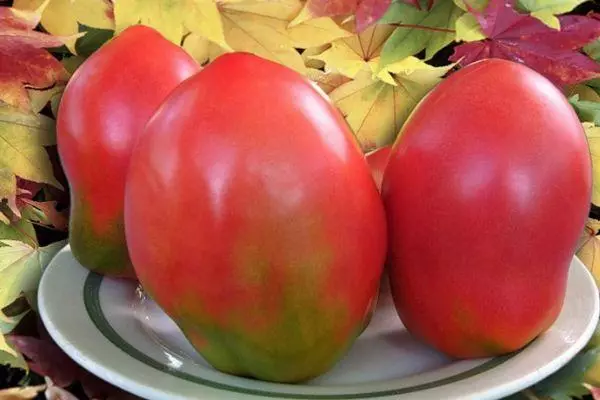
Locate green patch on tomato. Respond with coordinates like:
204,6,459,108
69,195,135,278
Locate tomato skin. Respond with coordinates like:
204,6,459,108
57,25,199,278
382,59,592,358
366,145,392,192
124,52,387,382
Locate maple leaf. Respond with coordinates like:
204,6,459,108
290,0,392,32
1,297,30,338
453,0,488,11
567,83,600,102
449,0,600,86
7,178,44,220
302,44,329,69
115,0,350,74
329,57,452,152
583,123,600,207
44,379,79,400
505,343,600,400
586,39,600,62
577,218,600,288
379,0,462,66
0,168,16,220
13,0,114,53
0,332,27,371
571,94,600,125
0,385,45,399
0,216,37,247
0,240,65,318
21,199,68,231
516,0,589,29
74,25,114,58
9,321,137,398
0,105,63,192
0,2,70,110
306,69,352,94
27,84,64,117
589,385,600,400
309,23,396,78
402,0,434,11
113,0,225,47
584,326,600,392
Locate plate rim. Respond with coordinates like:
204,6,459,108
82,272,520,399
39,244,600,400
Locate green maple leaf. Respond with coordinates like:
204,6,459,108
570,94,600,125
379,0,463,66
453,0,488,11
0,216,36,246
0,240,65,317
453,0,589,40
0,239,65,370
507,327,600,400
525,348,598,399
585,39,600,62
517,0,590,29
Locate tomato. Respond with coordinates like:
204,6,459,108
57,25,199,278
124,52,387,382
382,59,592,358
366,145,392,192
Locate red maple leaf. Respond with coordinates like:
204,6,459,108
8,321,138,399
298,0,393,32
0,5,69,110
450,0,600,86
21,198,69,231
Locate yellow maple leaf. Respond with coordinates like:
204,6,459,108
0,105,62,190
577,219,600,288
329,57,452,152
310,23,395,78
13,0,114,53
377,56,454,86
182,34,219,65
454,13,486,42
114,0,186,45
303,44,329,69
0,384,45,400
114,0,349,74
218,0,350,73
0,169,16,221
306,68,351,94
585,123,600,207
451,0,487,42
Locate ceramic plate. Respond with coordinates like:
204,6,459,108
38,245,599,400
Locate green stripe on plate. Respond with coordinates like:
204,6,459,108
83,272,517,399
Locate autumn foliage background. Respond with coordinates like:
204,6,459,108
2,0,600,398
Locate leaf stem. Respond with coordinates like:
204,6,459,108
391,23,456,33
11,221,38,248
28,220,65,232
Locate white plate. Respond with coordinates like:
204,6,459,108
38,245,599,400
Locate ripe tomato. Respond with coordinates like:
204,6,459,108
124,53,387,382
57,25,199,278
366,145,392,192
382,59,592,358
